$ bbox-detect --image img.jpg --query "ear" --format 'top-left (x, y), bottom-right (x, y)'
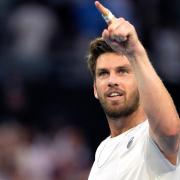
top-left (93, 81), bottom-right (98, 99)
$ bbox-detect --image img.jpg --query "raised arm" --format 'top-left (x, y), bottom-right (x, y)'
top-left (95, 1), bottom-right (180, 164)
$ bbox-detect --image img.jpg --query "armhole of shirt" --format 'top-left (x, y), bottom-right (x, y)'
top-left (146, 129), bottom-right (178, 170)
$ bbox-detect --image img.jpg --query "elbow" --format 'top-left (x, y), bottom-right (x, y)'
top-left (165, 135), bottom-right (180, 155)
top-left (164, 121), bottom-right (180, 154)
top-left (161, 118), bottom-right (180, 137)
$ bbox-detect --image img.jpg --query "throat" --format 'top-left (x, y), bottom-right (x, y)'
top-left (107, 107), bottom-right (147, 137)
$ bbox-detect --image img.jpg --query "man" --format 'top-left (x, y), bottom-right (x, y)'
top-left (87, 1), bottom-right (180, 179)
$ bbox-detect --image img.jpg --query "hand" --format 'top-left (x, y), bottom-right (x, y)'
top-left (95, 1), bottom-right (143, 57)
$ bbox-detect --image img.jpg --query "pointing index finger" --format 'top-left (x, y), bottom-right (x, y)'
top-left (95, 1), bottom-right (115, 24)
top-left (95, 1), bottom-right (109, 16)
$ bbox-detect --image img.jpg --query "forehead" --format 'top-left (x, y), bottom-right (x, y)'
top-left (96, 52), bottom-right (131, 69)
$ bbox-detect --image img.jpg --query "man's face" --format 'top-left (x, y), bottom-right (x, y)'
top-left (94, 52), bottom-right (140, 119)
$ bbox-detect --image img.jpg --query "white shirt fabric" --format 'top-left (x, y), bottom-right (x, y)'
top-left (88, 121), bottom-right (180, 180)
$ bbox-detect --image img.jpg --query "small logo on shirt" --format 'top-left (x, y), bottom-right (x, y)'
top-left (127, 137), bottom-right (134, 149)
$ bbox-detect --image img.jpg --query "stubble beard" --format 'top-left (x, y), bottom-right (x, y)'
top-left (99, 90), bottom-right (140, 120)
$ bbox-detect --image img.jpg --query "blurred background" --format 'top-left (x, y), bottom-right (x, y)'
top-left (0, 0), bottom-right (179, 179)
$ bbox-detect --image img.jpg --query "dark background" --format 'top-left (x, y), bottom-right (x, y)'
top-left (0, 0), bottom-right (179, 179)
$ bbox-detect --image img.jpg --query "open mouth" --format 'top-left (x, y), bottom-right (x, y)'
top-left (108, 92), bottom-right (123, 97)
top-left (106, 90), bottom-right (124, 101)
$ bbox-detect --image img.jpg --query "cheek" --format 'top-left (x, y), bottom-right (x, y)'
top-left (127, 83), bottom-right (139, 98)
top-left (131, 80), bottom-right (138, 91)
top-left (125, 79), bottom-right (138, 95)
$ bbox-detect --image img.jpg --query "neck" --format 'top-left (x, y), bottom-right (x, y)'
top-left (107, 106), bottom-right (147, 137)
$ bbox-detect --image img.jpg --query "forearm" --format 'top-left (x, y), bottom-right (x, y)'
top-left (130, 44), bottom-right (180, 139)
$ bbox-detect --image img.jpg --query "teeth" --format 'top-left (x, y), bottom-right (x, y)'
top-left (110, 92), bottom-right (120, 97)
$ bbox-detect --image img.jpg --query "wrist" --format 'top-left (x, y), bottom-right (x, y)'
top-left (134, 41), bottom-right (147, 58)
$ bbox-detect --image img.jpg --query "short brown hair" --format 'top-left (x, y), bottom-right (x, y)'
top-left (87, 37), bottom-right (115, 79)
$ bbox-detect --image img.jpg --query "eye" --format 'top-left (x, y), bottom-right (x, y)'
top-left (97, 70), bottom-right (109, 77)
top-left (117, 68), bottom-right (128, 74)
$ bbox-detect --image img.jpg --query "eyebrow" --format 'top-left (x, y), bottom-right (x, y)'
top-left (96, 64), bottom-right (132, 72)
top-left (116, 65), bottom-right (132, 71)
top-left (96, 68), bottom-right (108, 72)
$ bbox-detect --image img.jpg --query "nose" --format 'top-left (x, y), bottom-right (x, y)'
top-left (108, 73), bottom-right (119, 87)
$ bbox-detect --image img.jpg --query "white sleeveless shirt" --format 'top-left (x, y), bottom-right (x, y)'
top-left (88, 121), bottom-right (180, 180)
